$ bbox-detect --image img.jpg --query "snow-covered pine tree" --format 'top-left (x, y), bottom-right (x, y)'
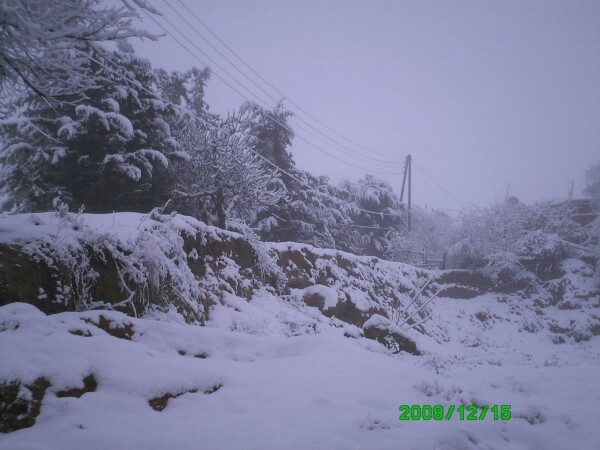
top-left (242, 100), bottom-right (295, 187)
top-left (340, 175), bottom-right (404, 257)
top-left (155, 66), bottom-right (212, 123)
top-left (0, 43), bottom-right (179, 212)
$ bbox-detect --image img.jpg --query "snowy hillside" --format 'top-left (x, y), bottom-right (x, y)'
top-left (1, 210), bottom-right (599, 449)
top-left (0, 211), bottom-right (434, 327)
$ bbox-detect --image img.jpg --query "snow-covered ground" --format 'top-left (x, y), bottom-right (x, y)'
top-left (1, 287), bottom-right (599, 450)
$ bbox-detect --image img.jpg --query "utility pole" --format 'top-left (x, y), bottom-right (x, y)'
top-left (568, 180), bottom-right (574, 201)
top-left (399, 154), bottom-right (412, 232)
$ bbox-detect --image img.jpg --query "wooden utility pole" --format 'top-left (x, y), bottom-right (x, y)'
top-left (399, 154), bottom-right (412, 232)
top-left (568, 181), bottom-right (574, 201)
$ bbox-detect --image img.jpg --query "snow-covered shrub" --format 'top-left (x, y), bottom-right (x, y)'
top-left (481, 251), bottom-right (524, 283)
top-left (517, 231), bottom-right (567, 280)
top-left (424, 356), bottom-right (446, 375)
top-left (519, 316), bottom-right (543, 334)
top-left (22, 208), bottom-right (98, 311)
top-left (0, 210), bottom-right (215, 321)
top-left (461, 330), bottom-right (487, 348)
top-left (569, 320), bottom-right (593, 343)
top-left (445, 238), bottom-right (486, 269)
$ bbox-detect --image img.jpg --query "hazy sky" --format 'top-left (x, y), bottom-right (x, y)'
top-left (133, 0), bottom-right (600, 211)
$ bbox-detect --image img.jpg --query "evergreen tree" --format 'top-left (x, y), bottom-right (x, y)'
top-left (242, 101), bottom-right (295, 186)
top-left (0, 43), bottom-right (179, 212)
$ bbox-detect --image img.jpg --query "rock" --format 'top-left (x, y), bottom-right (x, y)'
top-left (363, 314), bottom-right (420, 355)
top-left (56, 374), bottom-right (97, 398)
top-left (148, 384), bottom-right (222, 412)
top-left (301, 285), bottom-right (338, 310)
top-left (82, 315), bottom-right (135, 340)
top-left (432, 270), bottom-right (493, 299)
top-left (0, 377), bottom-right (50, 433)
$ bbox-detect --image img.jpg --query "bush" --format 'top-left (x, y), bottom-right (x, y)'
top-left (517, 231), bottom-right (567, 280)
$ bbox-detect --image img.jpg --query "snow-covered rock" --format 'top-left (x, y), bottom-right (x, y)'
top-left (363, 314), bottom-right (420, 355)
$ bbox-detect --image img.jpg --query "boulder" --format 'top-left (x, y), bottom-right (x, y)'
top-left (363, 314), bottom-right (420, 355)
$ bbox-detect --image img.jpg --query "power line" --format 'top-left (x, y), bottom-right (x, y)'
top-left (329, 166), bottom-right (402, 180)
top-left (412, 158), bottom-right (467, 209)
top-left (85, 4), bottom-right (473, 222)
top-left (69, 8), bottom-right (404, 219)
top-left (82, 48), bottom-right (473, 219)
top-left (162, 0), bottom-right (400, 166)
top-left (164, 0), bottom-right (385, 164)
top-left (328, 159), bottom-right (400, 177)
top-left (174, 0), bottom-right (394, 160)
top-left (161, 0), bottom-right (280, 106)
top-left (143, 6), bottom-right (378, 171)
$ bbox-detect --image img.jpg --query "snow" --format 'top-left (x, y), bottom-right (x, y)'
top-left (363, 313), bottom-right (393, 330)
top-left (102, 98), bottom-right (120, 113)
top-left (137, 149), bottom-right (169, 169)
top-left (294, 284), bottom-right (339, 310)
top-left (0, 292), bottom-right (599, 449)
top-left (74, 105), bottom-right (134, 139)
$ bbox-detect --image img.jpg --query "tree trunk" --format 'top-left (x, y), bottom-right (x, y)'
top-left (214, 188), bottom-right (226, 229)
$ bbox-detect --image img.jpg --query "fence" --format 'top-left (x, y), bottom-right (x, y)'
top-left (401, 250), bottom-right (446, 270)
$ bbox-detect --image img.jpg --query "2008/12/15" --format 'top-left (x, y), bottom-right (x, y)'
top-left (398, 404), bottom-right (512, 421)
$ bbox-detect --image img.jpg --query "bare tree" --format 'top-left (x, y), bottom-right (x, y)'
top-left (172, 111), bottom-right (286, 229)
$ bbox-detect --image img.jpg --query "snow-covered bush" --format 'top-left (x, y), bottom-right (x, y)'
top-left (451, 199), bottom-right (594, 286)
top-left (519, 316), bottom-right (543, 334)
top-left (0, 210), bottom-right (218, 321)
top-left (481, 251), bottom-right (524, 282)
top-left (445, 238), bottom-right (486, 269)
top-left (362, 314), bottom-right (420, 355)
top-left (516, 231), bottom-right (567, 280)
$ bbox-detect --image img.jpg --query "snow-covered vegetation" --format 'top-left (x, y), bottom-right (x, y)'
top-left (0, 1), bottom-right (599, 448)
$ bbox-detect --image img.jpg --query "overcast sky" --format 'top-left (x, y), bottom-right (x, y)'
top-left (133, 0), bottom-right (600, 212)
